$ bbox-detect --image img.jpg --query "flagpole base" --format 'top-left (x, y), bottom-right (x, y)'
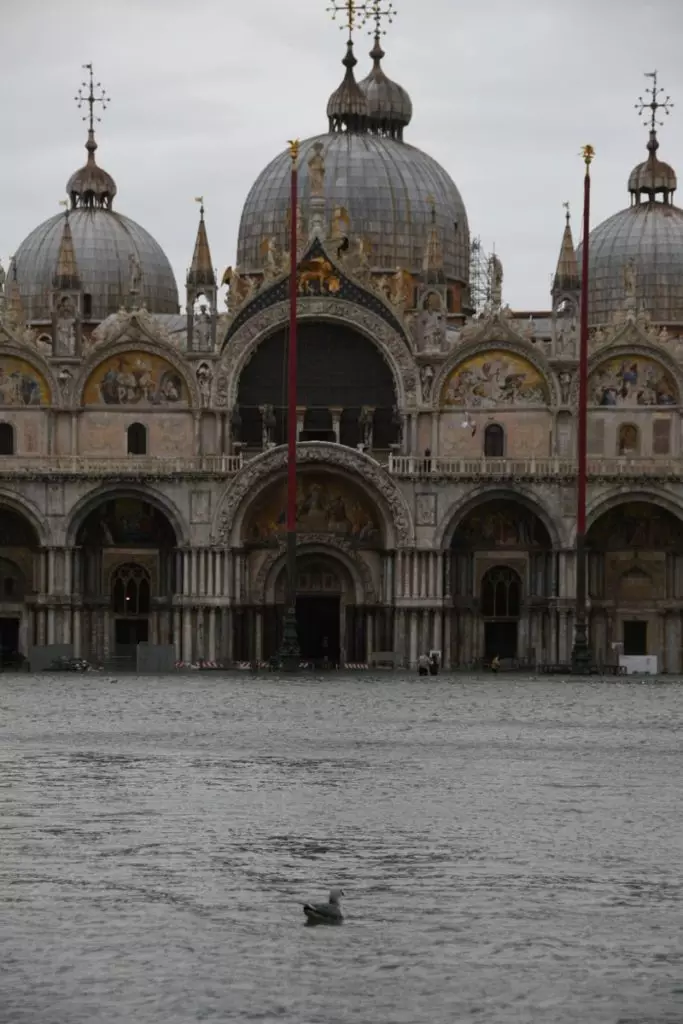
top-left (570, 619), bottom-right (592, 675)
top-left (277, 605), bottom-right (300, 672)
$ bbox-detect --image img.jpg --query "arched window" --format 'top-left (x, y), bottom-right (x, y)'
top-left (484, 423), bottom-right (505, 457)
top-left (0, 423), bottom-right (14, 456)
top-left (127, 422), bottom-right (147, 455)
top-left (618, 423), bottom-right (639, 456)
top-left (481, 566), bottom-right (521, 618)
top-left (111, 563), bottom-right (151, 615)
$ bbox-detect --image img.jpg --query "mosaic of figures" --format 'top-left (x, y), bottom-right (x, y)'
top-left (441, 352), bottom-right (548, 407)
top-left (0, 357), bottom-right (49, 406)
top-left (590, 357), bottom-right (677, 407)
top-left (588, 503), bottom-right (683, 550)
top-left (245, 473), bottom-right (380, 546)
top-left (453, 501), bottom-right (551, 549)
top-left (78, 499), bottom-right (177, 547)
top-left (84, 353), bottom-right (187, 406)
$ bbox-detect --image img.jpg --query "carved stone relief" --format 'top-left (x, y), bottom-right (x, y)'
top-left (214, 443), bottom-right (414, 548)
top-left (416, 493), bottom-right (437, 527)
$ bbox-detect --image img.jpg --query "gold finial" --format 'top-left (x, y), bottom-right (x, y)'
top-left (75, 62), bottom-right (109, 134)
top-left (581, 145), bottom-right (595, 167)
top-left (367, 0), bottom-right (395, 37)
top-left (58, 200), bottom-right (68, 209)
top-left (194, 195), bottom-right (205, 217)
top-left (636, 71), bottom-right (673, 132)
top-left (327, 0), bottom-right (369, 36)
top-left (288, 139), bottom-right (300, 162)
top-left (562, 200), bottom-right (570, 224)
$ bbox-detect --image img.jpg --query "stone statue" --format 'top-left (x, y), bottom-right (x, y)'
top-left (56, 296), bottom-right (77, 354)
top-left (422, 310), bottom-right (446, 351)
top-left (623, 258), bottom-right (637, 300)
top-left (358, 406), bottom-right (373, 448)
top-left (0, 260), bottom-right (5, 298)
top-left (194, 304), bottom-right (212, 349)
top-left (330, 206), bottom-right (350, 241)
top-left (390, 267), bottom-right (413, 310)
top-left (224, 266), bottom-right (257, 313)
top-left (215, 372), bottom-right (229, 407)
top-left (260, 236), bottom-right (285, 281)
top-left (420, 363), bottom-right (434, 402)
top-left (307, 142), bottom-right (325, 198)
top-left (57, 366), bottom-right (72, 399)
top-left (489, 254), bottom-right (503, 309)
top-left (260, 403), bottom-right (276, 448)
top-left (195, 362), bottom-right (212, 406)
top-left (558, 370), bottom-right (572, 405)
top-left (128, 252), bottom-right (142, 296)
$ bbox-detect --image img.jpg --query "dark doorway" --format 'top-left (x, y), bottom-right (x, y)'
top-left (114, 618), bottom-right (149, 659)
top-left (485, 621), bottom-right (518, 659)
top-left (623, 620), bottom-right (647, 656)
top-left (0, 617), bottom-right (20, 663)
top-left (0, 423), bottom-right (14, 456)
top-left (296, 596), bottom-right (340, 663)
top-left (484, 423), bottom-right (505, 457)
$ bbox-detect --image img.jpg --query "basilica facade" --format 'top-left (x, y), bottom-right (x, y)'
top-left (2, 33), bottom-right (683, 670)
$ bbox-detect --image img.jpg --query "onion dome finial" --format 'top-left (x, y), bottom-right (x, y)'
top-left (66, 63), bottom-right (117, 210)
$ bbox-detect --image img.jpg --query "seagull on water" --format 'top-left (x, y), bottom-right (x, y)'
top-left (303, 887), bottom-right (345, 926)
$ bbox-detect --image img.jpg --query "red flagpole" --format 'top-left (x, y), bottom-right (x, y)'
top-left (279, 139), bottom-right (301, 669)
top-left (571, 144), bottom-right (594, 673)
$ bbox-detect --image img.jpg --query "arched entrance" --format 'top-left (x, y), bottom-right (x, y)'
top-left (0, 507), bottom-right (39, 665)
top-left (238, 466), bottom-right (386, 665)
top-left (235, 323), bottom-right (400, 451)
top-left (272, 555), bottom-right (351, 664)
top-left (586, 499), bottom-right (683, 670)
top-left (481, 565), bottom-right (522, 658)
top-left (449, 496), bottom-right (554, 665)
top-left (75, 495), bottom-right (178, 663)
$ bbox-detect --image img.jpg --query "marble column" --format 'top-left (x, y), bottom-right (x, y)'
top-left (255, 611), bottom-right (263, 663)
top-left (365, 611), bottom-right (373, 662)
top-left (182, 609), bottom-right (192, 662)
top-left (191, 551), bottom-right (198, 598)
top-left (330, 407), bottom-right (343, 444)
top-left (183, 551), bottom-right (190, 597)
top-left (443, 611), bottom-right (452, 669)
top-left (208, 609), bottom-right (217, 661)
top-left (173, 610), bottom-right (181, 661)
top-left (409, 611), bottom-right (418, 667)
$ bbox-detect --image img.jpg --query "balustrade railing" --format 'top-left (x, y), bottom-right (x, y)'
top-left (387, 455), bottom-right (683, 479)
top-left (0, 454), bottom-right (244, 476)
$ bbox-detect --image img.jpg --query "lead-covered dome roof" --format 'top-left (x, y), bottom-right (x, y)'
top-left (236, 38), bottom-right (469, 284)
top-left (11, 119), bottom-right (178, 321)
top-left (580, 128), bottom-right (683, 325)
top-left (12, 209), bottom-right (179, 321)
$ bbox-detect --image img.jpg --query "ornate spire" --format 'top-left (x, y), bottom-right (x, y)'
top-left (187, 198), bottom-right (216, 290)
top-left (422, 195), bottom-right (444, 279)
top-left (326, 1), bottom-right (369, 132)
top-left (53, 207), bottom-right (81, 290)
top-left (359, 2), bottom-right (412, 140)
top-left (553, 201), bottom-right (579, 294)
top-left (67, 63), bottom-right (117, 210)
top-left (629, 71), bottom-right (677, 205)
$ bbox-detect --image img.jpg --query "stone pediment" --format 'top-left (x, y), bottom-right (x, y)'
top-left (454, 306), bottom-right (536, 349)
top-left (224, 238), bottom-right (405, 344)
top-left (589, 309), bottom-right (671, 357)
top-left (89, 307), bottom-right (176, 354)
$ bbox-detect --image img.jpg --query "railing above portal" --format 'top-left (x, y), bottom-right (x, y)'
top-left (0, 455), bottom-right (244, 478)
top-left (387, 455), bottom-right (683, 481)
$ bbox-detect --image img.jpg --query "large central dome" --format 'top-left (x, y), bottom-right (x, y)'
top-left (236, 37), bottom-right (469, 284)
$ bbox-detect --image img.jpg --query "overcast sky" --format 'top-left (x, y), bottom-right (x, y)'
top-left (2, 0), bottom-right (683, 311)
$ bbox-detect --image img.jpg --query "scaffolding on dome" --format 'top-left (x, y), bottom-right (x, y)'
top-left (469, 236), bottom-right (493, 315)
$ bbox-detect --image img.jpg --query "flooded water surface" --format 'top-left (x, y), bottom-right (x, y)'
top-left (1, 673), bottom-right (682, 1024)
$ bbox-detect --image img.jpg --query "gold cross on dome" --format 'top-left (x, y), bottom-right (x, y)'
top-left (636, 70), bottom-right (673, 131)
top-left (75, 63), bottom-right (109, 133)
top-left (367, 0), bottom-right (395, 36)
top-left (327, 0), bottom-right (369, 36)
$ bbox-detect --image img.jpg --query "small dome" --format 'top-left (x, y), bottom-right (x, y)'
top-left (66, 130), bottom-right (117, 211)
top-left (628, 131), bottom-right (677, 202)
top-left (326, 39), bottom-right (369, 133)
top-left (578, 128), bottom-right (683, 324)
top-left (12, 208), bottom-right (179, 321)
top-left (358, 37), bottom-right (412, 140)
top-left (581, 203), bottom-right (683, 324)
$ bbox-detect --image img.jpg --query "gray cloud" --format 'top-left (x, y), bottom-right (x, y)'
top-left (2, 0), bottom-right (682, 310)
